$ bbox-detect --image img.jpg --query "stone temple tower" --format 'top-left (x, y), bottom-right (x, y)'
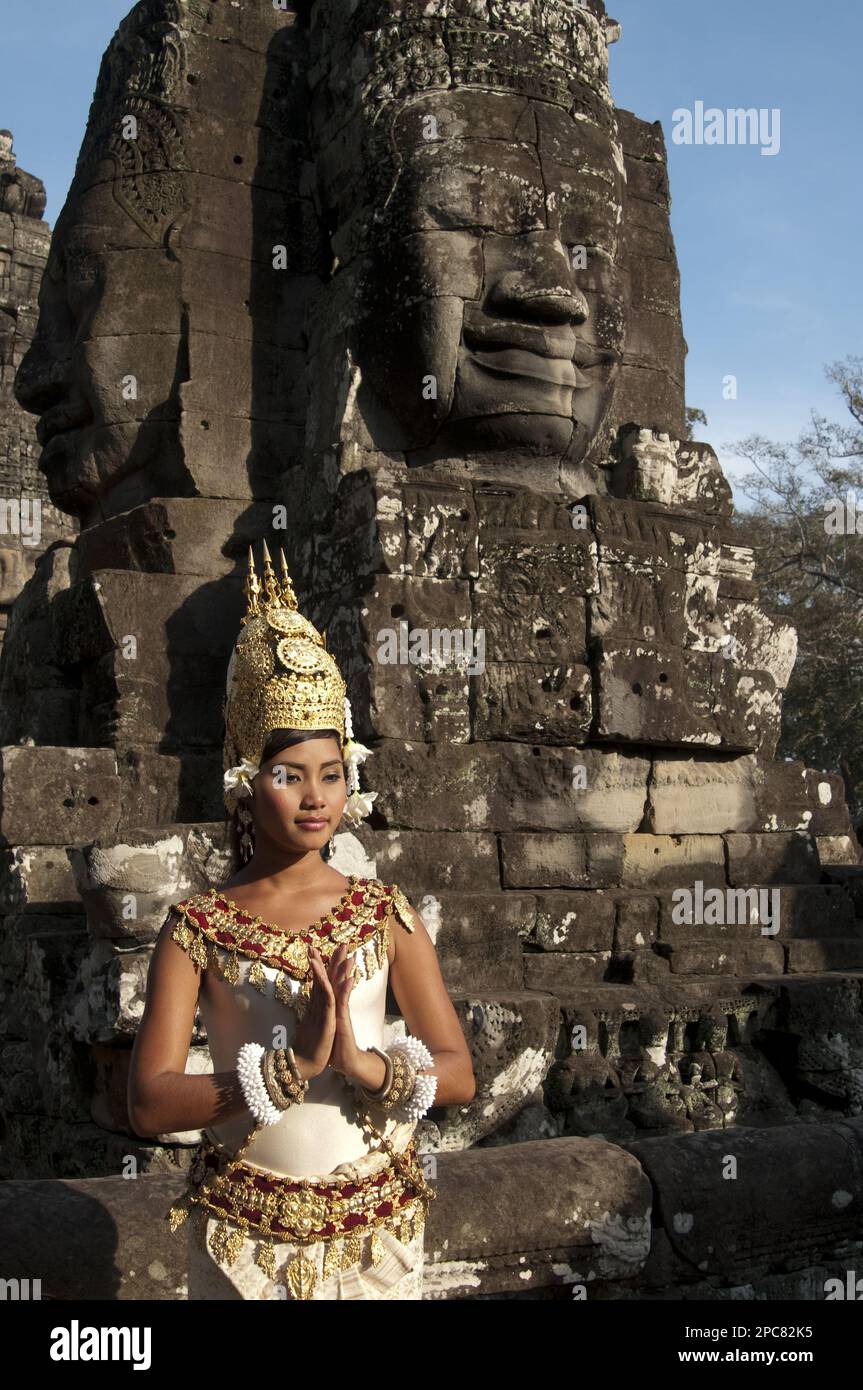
top-left (2, 0), bottom-right (862, 1299)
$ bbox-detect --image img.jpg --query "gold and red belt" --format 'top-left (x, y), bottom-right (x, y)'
top-left (188, 1137), bottom-right (428, 1242)
top-left (168, 1136), bottom-right (433, 1297)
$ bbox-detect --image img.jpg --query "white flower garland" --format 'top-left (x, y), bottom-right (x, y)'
top-left (236, 1042), bottom-right (283, 1127)
top-left (341, 696), bottom-right (377, 826)
top-left (389, 1035), bottom-right (438, 1122)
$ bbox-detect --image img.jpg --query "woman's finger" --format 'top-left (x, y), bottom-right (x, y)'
top-left (310, 950), bottom-right (335, 1003)
top-left (336, 958), bottom-right (358, 1006)
top-left (334, 963), bottom-right (356, 998)
top-left (325, 944), bottom-right (347, 976)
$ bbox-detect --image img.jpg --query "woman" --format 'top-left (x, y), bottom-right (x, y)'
top-left (127, 544), bottom-right (475, 1299)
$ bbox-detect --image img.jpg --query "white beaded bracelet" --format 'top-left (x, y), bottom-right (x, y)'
top-left (388, 1035), bottom-right (438, 1122)
top-left (236, 1042), bottom-right (283, 1127)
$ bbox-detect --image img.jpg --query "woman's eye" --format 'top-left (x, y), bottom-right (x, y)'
top-left (274, 772), bottom-right (341, 783)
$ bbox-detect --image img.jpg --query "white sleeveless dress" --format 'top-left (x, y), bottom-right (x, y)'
top-left (166, 877), bottom-right (431, 1300)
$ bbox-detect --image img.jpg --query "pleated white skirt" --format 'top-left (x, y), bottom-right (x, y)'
top-left (186, 1213), bottom-right (426, 1300)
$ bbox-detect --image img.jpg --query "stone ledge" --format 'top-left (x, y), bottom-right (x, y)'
top-left (5, 1120), bottom-right (863, 1299)
top-left (626, 1117), bottom-right (863, 1286)
top-left (0, 1137), bottom-right (651, 1300)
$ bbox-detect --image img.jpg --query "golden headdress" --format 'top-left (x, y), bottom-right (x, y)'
top-left (222, 541), bottom-right (375, 834)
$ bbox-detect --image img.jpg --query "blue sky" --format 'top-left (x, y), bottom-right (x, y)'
top-left (3, 0), bottom-right (860, 495)
top-left (610, 0), bottom-right (862, 488)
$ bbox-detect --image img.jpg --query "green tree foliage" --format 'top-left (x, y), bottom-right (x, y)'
top-left (729, 357), bottom-right (863, 818)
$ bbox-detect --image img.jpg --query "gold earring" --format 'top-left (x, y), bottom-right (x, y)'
top-left (238, 803), bottom-right (255, 863)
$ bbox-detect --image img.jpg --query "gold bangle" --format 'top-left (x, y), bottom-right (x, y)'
top-left (261, 1049), bottom-right (291, 1111)
top-left (360, 1045), bottom-right (393, 1103)
top-left (379, 1052), bottom-right (417, 1112)
top-left (277, 1045), bottom-right (308, 1089)
top-left (274, 1048), bottom-right (308, 1104)
top-left (285, 1046), bottom-right (305, 1086)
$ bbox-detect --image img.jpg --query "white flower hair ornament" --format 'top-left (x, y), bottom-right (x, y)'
top-left (223, 758), bottom-right (260, 799)
top-left (341, 696), bottom-right (377, 827)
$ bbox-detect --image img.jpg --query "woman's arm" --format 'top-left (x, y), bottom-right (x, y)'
top-left (126, 912), bottom-right (251, 1139)
top-left (387, 904), bottom-right (476, 1107)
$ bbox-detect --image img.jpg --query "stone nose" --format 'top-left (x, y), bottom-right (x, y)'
top-left (14, 336), bottom-right (72, 417)
top-left (485, 243), bottom-right (590, 326)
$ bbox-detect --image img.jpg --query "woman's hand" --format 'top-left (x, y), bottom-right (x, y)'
top-left (325, 947), bottom-right (390, 1093)
top-left (326, 943), bottom-right (363, 1079)
top-left (291, 945), bottom-right (337, 1079)
top-left (294, 945), bottom-right (388, 1092)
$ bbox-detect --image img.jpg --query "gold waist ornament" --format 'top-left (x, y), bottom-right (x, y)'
top-left (168, 1093), bottom-right (435, 1300)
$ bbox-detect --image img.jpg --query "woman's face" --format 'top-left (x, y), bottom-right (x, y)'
top-left (250, 735), bottom-right (347, 855)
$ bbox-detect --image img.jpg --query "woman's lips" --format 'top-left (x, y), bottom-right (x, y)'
top-left (295, 818), bottom-right (329, 830)
top-left (468, 347), bottom-right (590, 388)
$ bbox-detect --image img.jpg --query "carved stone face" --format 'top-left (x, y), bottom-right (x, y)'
top-left (15, 177), bottom-right (186, 519)
top-left (348, 92), bottom-right (625, 466)
top-left (14, 0), bottom-right (307, 523)
top-left (13, 1), bottom-right (190, 522)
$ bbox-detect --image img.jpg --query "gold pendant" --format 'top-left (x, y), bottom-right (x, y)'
top-left (248, 959), bottom-right (268, 993)
top-left (255, 1238), bottom-right (277, 1280)
top-left (274, 971), bottom-right (293, 1003)
top-left (167, 1199), bottom-right (190, 1232)
top-left (390, 886), bottom-right (416, 933)
top-left (405, 1208), bottom-right (420, 1241)
top-left (208, 1220), bottom-right (231, 1263)
top-left (342, 1235), bottom-right (363, 1269)
top-left (322, 1239), bottom-right (342, 1280)
top-left (190, 935), bottom-right (209, 970)
top-left (284, 1249), bottom-right (317, 1300)
top-left (172, 921), bottom-right (193, 951)
top-left (369, 1229), bottom-right (385, 1266)
top-left (283, 937), bottom-right (310, 972)
top-left (209, 1219), bottom-right (246, 1267)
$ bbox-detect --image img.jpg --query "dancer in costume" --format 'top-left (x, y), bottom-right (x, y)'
top-left (127, 542), bottom-right (475, 1299)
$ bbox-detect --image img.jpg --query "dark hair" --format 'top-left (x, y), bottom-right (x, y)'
top-left (259, 727), bottom-right (343, 765)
